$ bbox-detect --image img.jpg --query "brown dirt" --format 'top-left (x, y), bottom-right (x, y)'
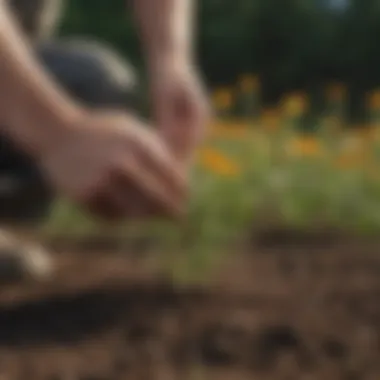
top-left (0, 235), bottom-right (380, 379)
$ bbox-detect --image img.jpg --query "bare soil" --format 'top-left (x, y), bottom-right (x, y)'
top-left (0, 233), bottom-right (380, 379)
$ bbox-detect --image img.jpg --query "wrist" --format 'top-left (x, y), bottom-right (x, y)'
top-left (3, 100), bottom-right (84, 161)
top-left (147, 49), bottom-right (193, 74)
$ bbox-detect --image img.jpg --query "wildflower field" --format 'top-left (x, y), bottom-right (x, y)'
top-left (6, 77), bottom-right (380, 380)
top-left (45, 76), bottom-right (380, 248)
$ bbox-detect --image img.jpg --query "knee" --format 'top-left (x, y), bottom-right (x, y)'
top-left (36, 38), bottom-right (140, 110)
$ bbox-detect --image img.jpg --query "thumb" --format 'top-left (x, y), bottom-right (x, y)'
top-left (166, 92), bottom-right (200, 165)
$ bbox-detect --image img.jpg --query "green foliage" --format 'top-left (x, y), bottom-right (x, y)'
top-left (59, 1), bottom-right (380, 112)
top-left (42, 124), bottom-right (380, 284)
top-left (60, 0), bottom-right (142, 68)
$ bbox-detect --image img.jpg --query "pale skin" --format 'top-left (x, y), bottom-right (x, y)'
top-left (133, 0), bottom-right (209, 164)
top-left (0, 0), bottom-right (209, 220)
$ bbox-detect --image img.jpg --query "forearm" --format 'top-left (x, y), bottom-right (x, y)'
top-left (0, 1), bottom-right (81, 158)
top-left (132, 0), bottom-right (195, 68)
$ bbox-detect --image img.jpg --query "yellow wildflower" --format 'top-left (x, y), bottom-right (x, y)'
top-left (281, 93), bottom-right (308, 117)
top-left (326, 83), bottom-right (347, 101)
top-left (212, 88), bottom-right (234, 110)
top-left (335, 153), bottom-right (364, 170)
top-left (238, 74), bottom-right (260, 93)
top-left (367, 90), bottom-right (380, 110)
top-left (355, 126), bottom-right (376, 141)
top-left (199, 147), bottom-right (240, 177)
top-left (370, 127), bottom-right (380, 141)
top-left (261, 108), bottom-right (280, 131)
top-left (210, 120), bottom-right (250, 139)
top-left (286, 136), bottom-right (323, 157)
top-left (335, 134), bottom-right (369, 169)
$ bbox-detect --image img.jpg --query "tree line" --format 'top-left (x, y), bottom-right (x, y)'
top-left (60, 0), bottom-right (380, 118)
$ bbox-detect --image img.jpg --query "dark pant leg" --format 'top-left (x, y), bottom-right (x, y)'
top-left (0, 39), bottom-right (139, 226)
top-left (37, 38), bottom-right (139, 109)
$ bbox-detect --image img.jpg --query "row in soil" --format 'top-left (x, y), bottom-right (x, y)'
top-left (0, 237), bottom-right (379, 379)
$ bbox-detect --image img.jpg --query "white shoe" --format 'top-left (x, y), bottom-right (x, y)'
top-left (0, 231), bottom-right (53, 284)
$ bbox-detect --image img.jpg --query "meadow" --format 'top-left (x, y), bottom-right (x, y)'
top-left (5, 77), bottom-right (380, 380)
top-left (44, 77), bottom-right (380, 239)
top-left (28, 76), bottom-right (380, 284)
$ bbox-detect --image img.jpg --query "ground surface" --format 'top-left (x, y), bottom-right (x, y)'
top-left (0, 233), bottom-right (380, 379)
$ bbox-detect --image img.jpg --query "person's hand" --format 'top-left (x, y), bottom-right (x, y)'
top-left (38, 111), bottom-right (187, 221)
top-left (149, 59), bottom-right (210, 166)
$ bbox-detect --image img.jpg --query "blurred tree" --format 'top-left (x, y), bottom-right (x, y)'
top-left (59, 0), bottom-right (380, 115)
top-left (60, 0), bottom-right (141, 67)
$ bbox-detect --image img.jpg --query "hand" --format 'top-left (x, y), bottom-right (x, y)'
top-left (149, 59), bottom-right (210, 166)
top-left (38, 111), bottom-right (187, 221)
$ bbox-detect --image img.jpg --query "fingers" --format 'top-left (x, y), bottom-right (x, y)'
top-left (134, 133), bottom-right (188, 200)
top-left (86, 179), bottom-right (183, 222)
top-left (85, 191), bottom-right (122, 222)
top-left (87, 186), bottom-right (148, 222)
top-left (153, 85), bottom-right (209, 167)
top-left (84, 146), bottom-right (187, 221)
top-left (113, 154), bottom-right (186, 218)
top-left (151, 87), bottom-right (177, 152)
top-left (67, 111), bottom-right (189, 222)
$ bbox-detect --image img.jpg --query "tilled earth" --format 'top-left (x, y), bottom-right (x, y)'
top-left (0, 233), bottom-right (380, 379)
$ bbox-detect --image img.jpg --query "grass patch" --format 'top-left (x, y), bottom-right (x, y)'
top-left (39, 123), bottom-right (380, 283)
